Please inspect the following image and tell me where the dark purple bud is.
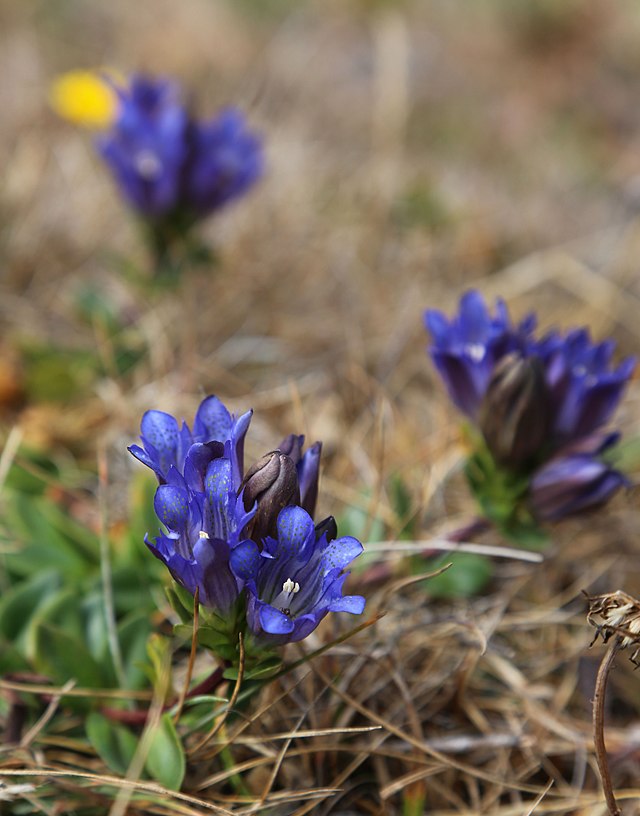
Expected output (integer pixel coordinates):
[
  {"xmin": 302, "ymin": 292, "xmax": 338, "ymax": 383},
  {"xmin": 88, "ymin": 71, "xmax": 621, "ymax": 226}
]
[
  {"xmin": 315, "ymin": 515, "xmax": 338, "ymax": 543},
  {"xmin": 240, "ymin": 452, "xmax": 300, "ymax": 542},
  {"xmin": 278, "ymin": 434, "xmax": 304, "ymax": 464},
  {"xmin": 479, "ymin": 353, "xmax": 551, "ymax": 468}
]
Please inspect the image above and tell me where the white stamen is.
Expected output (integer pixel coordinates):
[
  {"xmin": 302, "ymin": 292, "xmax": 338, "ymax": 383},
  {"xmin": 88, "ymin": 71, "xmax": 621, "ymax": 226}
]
[
  {"xmin": 282, "ymin": 578, "xmax": 300, "ymax": 595},
  {"xmin": 135, "ymin": 150, "xmax": 162, "ymax": 179},
  {"xmin": 199, "ymin": 530, "xmax": 210, "ymax": 539},
  {"xmin": 465, "ymin": 343, "xmax": 485, "ymax": 362}
]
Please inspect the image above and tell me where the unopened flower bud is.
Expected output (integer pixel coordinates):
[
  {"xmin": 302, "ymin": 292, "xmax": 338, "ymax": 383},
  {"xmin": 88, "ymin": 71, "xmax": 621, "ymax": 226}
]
[
  {"xmin": 479, "ymin": 353, "xmax": 550, "ymax": 468},
  {"xmin": 240, "ymin": 452, "xmax": 300, "ymax": 541},
  {"xmin": 315, "ymin": 515, "xmax": 338, "ymax": 543},
  {"xmin": 530, "ymin": 433, "xmax": 626, "ymax": 521}
]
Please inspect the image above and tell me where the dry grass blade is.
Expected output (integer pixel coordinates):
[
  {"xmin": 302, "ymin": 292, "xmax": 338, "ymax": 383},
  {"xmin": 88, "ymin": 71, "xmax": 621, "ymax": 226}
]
[
  {"xmin": 19, "ymin": 679, "xmax": 76, "ymax": 749},
  {"xmin": 365, "ymin": 540, "xmax": 545, "ymax": 563},
  {"xmin": 0, "ymin": 769, "xmax": 234, "ymax": 814},
  {"xmin": 174, "ymin": 588, "xmax": 200, "ymax": 724}
]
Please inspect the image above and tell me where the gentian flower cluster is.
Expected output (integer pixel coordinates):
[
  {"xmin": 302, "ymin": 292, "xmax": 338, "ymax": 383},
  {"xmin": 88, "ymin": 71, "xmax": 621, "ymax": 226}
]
[
  {"xmin": 425, "ymin": 291, "xmax": 635, "ymax": 531},
  {"xmin": 98, "ymin": 76, "xmax": 263, "ymax": 224},
  {"xmin": 129, "ymin": 396, "xmax": 365, "ymax": 651}
]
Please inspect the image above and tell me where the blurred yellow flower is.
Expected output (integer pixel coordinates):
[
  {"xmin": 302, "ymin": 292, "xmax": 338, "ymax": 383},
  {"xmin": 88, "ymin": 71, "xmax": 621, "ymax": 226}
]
[{"xmin": 50, "ymin": 70, "xmax": 119, "ymax": 129}]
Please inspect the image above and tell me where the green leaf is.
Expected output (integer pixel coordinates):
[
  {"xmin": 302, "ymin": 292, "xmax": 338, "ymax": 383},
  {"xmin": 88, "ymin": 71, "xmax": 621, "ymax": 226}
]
[
  {"xmin": 31, "ymin": 622, "xmax": 107, "ymax": 690},
  {"xmin": 145, "ymin": 713, "xmax": 185, "ymax": 791},
  {"xmin": 0, "ymin": 571, "xmax": 61, "ymax": 642},
  {"xmin": 338, "ymin": 488, "xmax": 385, "ymax": 543},
  {"xmin": 166, "ymin": 586, "xmax": 194, "ymax": 624},
  {"xmin": 3, "ymin": 491, "xmax": 98, "ymax": 579},
  {"xmin": 118, "ymin": 612, "xmax": 153, "ymax": 689},
  {"xmin": 604, "ymin": 434, "xmax": 640, "ymax": 473},
  {"xmin": 0, "ymin": 636, "xmax": 30, "ymax": 674},
  {"xmin": 421, "ymin": 553, "xmax": 493, "ymax": 598},
  {"xmin": 224, "ymin": 656, "xmax": 282, "ymax": 681},
  {"xmin": 86, "ymin": 712, "xmax": 138, "ymax": 775},
  {"xmin": 22, "ymin": 344, "xmax": 99, "ymax": 402},
  {"xmin": 388, "ymin": 473, "xmax": 416, "ymax": 540}
]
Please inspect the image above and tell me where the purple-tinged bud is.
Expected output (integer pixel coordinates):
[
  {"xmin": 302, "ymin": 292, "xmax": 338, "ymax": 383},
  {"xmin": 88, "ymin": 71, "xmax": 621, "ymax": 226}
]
[
  {"xmin": 278, "ymin": 434, "xmax": 304, "ymax": 463},
  {"xmin": 315, "ymin": 515, "xmax": 338, "ymax": 543},
  {"xmin": 530, "ymin": 434, "xmax": 627, "ymax": 521},
  {"xmin": 479, "ymin": 352, "xmax": 551, "ymax": 468},
  {"xmin": 240, "ymin": 452, "xmax": 300, "ymax": 542},
  {"xmin": 278, "ymin": 434, "xmax": 322, "ymax": 518}
]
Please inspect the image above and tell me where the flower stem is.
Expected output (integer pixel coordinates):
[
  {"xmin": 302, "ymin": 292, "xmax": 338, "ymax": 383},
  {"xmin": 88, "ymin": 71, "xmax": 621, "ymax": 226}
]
[{"xmin": 593, "ymin": 637, "xmax": 623, "ymax": 816}]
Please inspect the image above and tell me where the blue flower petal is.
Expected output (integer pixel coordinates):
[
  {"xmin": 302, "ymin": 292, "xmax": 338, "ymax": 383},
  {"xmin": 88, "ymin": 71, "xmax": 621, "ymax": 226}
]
[
  {"xmin": 154, "ymin": 485, "xmax": 189, "ymax": 532},
  {"xmin": 193, "ymin": 395, "xmax": 232, "ymax": 442},
  {"xmin": 275, "ymin": 506, "xmax": 315, "ymax": 561},
  {"xmin": 321, "ymin": 536, "xmax": 364, "ymax": 572},
  {"xmin": 298, "ymin": 442, "xmax": 321, "ymax": 517},
  {"xmin": 459, "ymin": 290, "xmax": 491, "ymax": 344},
  {"xmin": 328, "ymin": 594, "xmax": 366, "ymax": 614},
  {"xmin": 140, "ymin": 410, "xmax": 180, "ymax": 471},
  {"xmin": 424, "ymin": 309, "xmax": 450, "ymax": 347},
  {"xmin": 229, "ymin": 540, "xmax": 261, "ymax": 582},
  {"xmin": 259, "ymin": 604, "xmax": 295, "ymax": 635}
]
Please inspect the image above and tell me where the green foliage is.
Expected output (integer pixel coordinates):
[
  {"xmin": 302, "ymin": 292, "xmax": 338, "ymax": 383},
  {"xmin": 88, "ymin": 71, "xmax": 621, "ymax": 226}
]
[
  {"xmin": 393, "ymin": 183, "xmax": 452, "ymax": 233},
  {"xmin": 338, "ymin": 489, "xmax": 385, "ymax": 543},
  {"xmin": 419, "ymin": 553, "xmax": 492, "ymax": 599},
  {"xmin": 21, "ymin": 343, "xmax": 99, "ymax": 403},
  {"xmin": 85, "ymin": 712, "xmax": 138, "ymax": 774},
  {"xmin": 388, "ymin": 472, "xmax": 418, "ymax": 540},
  {"xmin": 31, "ymin": 622, "xmax": 107, "ymax": 691},
  {"xmin": 465, "ymin": 439, "xmax": 548, "ymax": 547},
  {"xmin": 604, "ymin": 433, "xmax": 640, "ymax": 474},
  {"xmin": 145, "ymin": 713, "xmax": 186, "ymax": 791}
]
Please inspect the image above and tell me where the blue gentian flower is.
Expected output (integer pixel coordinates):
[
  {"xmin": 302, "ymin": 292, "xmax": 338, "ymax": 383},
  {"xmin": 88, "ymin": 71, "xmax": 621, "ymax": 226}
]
[
  {"xmin": 424, "ymin": 290, "xmax": 536, "ymax": 417},
  {"xmin": 425, "ymin": 290, "xmax": 635, "ymax": 527},
  {"xmin": 530, "ymin": 433, "xmax": 627, "ymax": 521},
  {"xmin": 98, "ymin": 75, "xmax": 262, "ymax": 222},
  {"xmin": 230, "ymin": 506, "xmax": 365, "ymax": 644},
  {"xmin": 147, "ymin": 451, "xmax": 255, "ymax": 611},
  {"xmin": 98, "ymin": 77, "xmax": 189, "ymax": 217},
  {"xmin": 128, "ymin": 395, "xmax": 252, "ymax": 486},
  {"xmin": 425, "ymin": 290, "xmax": 635, "ymax": 439},
  {"xmin": 186, "ymin": 108, "xmax": 263, "ymax": 216},
  {"xmin": 534, "ymin": 329, "xmax": 636, "ymax": 446},
  {"xmin": 131, "ymin": 396, "xmax": 366, "ymax": 638}
]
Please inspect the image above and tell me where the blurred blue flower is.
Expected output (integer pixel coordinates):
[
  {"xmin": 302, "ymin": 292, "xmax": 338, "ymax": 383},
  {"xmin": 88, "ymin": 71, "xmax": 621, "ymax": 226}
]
[
  {"xmin": 530, "ymin": 433, "xmax": 627, "ymax": 521},
  {"xmin": 424, "ymin": 290, "xmax": 536, "ymax": 417},
  {"xmin": 98, "ymin": 75, "xmax": 262, "ymax": 222},
  {"xmin": 425, "ymin": 290, "xmax": 635, "ymax": 529},
  {"xmin": 230, "ymin": 506, "xmax": 365, "ymax": 644},
  {"xmin": 534, "ymin": 329, "xmax": 635, "ymax": 446},
  {"xmin": 187, "ymin": 109, "xmax": 263, "ymax": 217}
]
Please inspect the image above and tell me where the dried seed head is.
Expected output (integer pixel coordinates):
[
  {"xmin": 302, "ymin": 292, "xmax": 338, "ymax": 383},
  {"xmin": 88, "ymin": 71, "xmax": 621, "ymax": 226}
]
[{"xmin": 585, "ymin": 590, "xmax": 640, "ymax": 665}]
